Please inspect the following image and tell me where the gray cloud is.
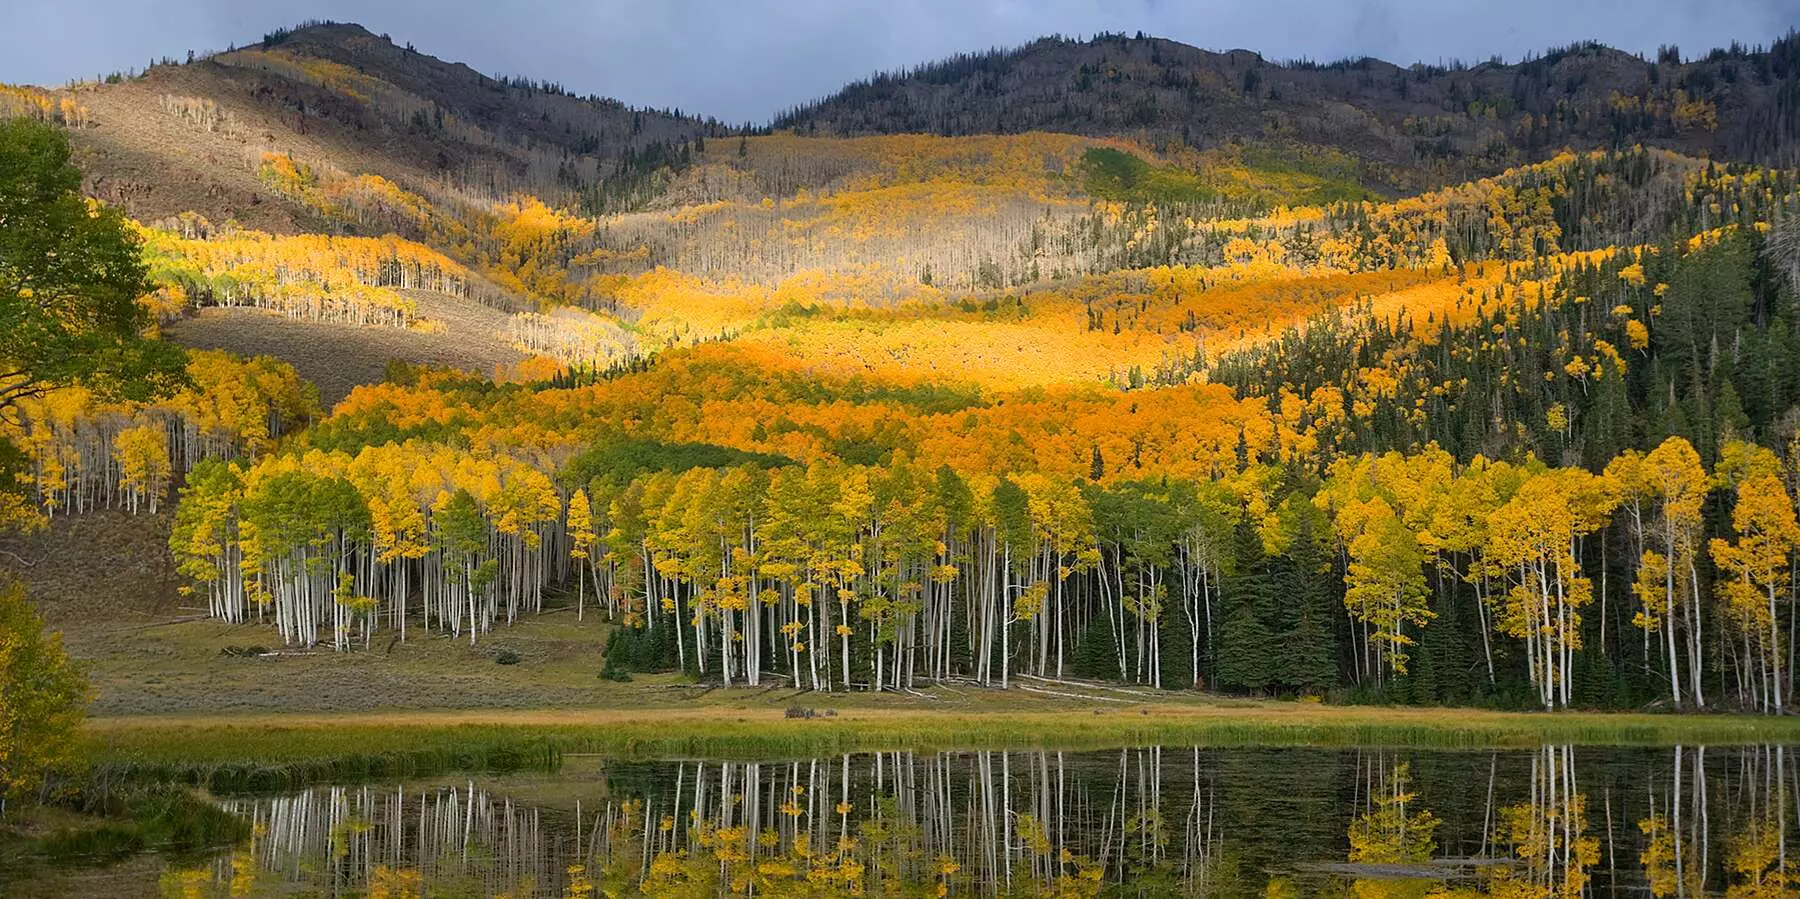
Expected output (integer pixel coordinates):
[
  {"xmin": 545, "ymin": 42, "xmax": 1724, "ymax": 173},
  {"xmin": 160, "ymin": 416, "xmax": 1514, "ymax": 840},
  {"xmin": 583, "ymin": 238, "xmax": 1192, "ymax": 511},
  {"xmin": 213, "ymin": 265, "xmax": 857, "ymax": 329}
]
[{"xmin": 8, "ymin": 0, "xmax": 1800, "ymax": 123}]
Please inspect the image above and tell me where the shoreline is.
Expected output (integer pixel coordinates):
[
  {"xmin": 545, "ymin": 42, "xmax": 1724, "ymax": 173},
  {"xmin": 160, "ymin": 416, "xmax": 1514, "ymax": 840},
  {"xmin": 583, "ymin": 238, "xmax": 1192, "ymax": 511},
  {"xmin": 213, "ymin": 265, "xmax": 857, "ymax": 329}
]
[{"xmin": 82, "ymin": 700, "xmax": 1800, "ymax": 768}]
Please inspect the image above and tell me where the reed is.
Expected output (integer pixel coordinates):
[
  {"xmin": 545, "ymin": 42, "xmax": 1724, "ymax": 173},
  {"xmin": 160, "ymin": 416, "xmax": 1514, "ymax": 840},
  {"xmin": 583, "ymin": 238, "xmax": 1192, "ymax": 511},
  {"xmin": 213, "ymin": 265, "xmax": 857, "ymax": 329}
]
[
  {"xmin": 79, "ymin": 704, "xmax": 1800, "ymax": 793},
  {"xmin": 0, "ymin": 786, "xmax": 249, "ymax": 874}
]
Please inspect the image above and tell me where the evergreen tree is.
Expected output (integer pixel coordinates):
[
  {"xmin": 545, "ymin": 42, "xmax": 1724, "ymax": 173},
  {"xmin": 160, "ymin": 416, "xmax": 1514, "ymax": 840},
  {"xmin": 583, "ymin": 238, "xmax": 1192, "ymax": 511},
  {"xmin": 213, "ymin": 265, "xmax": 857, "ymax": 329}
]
[
  {"xmin": 1276, "ymin": 519, "xmax": 1339, "ymax": 694},
  {"xmin": 1218, "ymin": 519, "xmax": 1275, "ymax": 693}
]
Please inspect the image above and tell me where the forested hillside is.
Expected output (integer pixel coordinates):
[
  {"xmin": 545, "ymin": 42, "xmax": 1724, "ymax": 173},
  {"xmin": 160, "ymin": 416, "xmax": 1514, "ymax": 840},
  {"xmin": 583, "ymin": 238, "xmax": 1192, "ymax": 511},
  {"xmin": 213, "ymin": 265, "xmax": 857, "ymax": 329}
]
[
  {"xmin": 5, "ymin": 23, "xmax": 1800, "ymax": 715},
  {"xmin": 779, "ymin": 32, "xmax": 1800, "ymax": 184}
]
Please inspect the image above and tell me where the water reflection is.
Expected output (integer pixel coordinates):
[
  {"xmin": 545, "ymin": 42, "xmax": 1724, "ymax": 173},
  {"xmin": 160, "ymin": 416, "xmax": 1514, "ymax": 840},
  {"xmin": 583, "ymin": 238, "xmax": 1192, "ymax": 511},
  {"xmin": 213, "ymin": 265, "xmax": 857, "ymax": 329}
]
[{"xmin": 147, "ymin": 746, "xmax": 1800, "ymax": 897}]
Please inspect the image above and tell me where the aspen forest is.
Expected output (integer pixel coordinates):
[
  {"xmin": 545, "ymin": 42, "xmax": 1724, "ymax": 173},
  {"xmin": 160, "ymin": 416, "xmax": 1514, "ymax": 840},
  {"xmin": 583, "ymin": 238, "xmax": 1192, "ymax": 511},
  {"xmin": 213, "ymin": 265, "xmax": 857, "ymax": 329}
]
[
  {"xmin": 6, "ymin": 23, "xmax": 1800, "ymax": 721},
  {"xmin": 21, "ymin": 14, "xmax": 1800, "ymax": 897},
  {"xmin": 10, "ymin": 146, "xmax": 1800, "ymax": 713}
]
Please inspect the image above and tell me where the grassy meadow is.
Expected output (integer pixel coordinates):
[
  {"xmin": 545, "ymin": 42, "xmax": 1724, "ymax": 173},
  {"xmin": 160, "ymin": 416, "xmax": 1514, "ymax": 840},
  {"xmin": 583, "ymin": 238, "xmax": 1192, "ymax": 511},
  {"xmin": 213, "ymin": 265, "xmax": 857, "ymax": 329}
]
[{"xmin": 82, "ymin": 701, "xmax": 1800, "ymax": 795}]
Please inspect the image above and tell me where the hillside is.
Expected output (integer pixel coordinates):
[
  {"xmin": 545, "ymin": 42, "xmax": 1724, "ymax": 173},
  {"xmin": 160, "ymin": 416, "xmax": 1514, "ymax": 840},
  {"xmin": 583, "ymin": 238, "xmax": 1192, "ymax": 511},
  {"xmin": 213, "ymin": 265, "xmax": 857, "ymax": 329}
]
[
  {"xmin": 63, "ymin": 22, "xmax": 712, "ymax": 230},
  {"xmin": 10, "ymin": 23, "xmax": 1792, "ymax": 388},
  {"xmin": 0, "ymin": 23, "xmax": 719, "ymax": 394},
  {"xmin": 3, "ymin": 20, "xmax": 1800, "ymax": 726},
  {"xmin": 2, "ymin": 21, "xmax": 1792, "ymax": 433},
  {"xmin": 778, "ymin": 32, "xmax": 1800, "ymax": 190}
]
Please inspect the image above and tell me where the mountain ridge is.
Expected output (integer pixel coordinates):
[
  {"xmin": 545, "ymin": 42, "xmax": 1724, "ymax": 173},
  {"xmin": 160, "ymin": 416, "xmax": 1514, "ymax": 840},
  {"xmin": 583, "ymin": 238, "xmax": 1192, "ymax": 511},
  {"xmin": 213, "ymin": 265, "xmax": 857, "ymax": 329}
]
[
  {"xmin": 31, "ymin": 20, "xmax": 1800, "ymax": 232},
  {"xmin": 8, "ymin": 20, "xmax": 1800, "ymax": 400},
  {"xmin": 775, "ymin": 30, "xmax": 1800, "ymax": 184}
]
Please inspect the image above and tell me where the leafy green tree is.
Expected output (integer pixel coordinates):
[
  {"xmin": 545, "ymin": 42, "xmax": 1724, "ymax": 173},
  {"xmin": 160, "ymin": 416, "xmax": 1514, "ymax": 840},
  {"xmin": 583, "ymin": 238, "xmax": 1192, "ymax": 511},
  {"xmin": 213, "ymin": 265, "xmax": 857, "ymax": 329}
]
[
  {"xmin": 0, "ymin": 118, "xmax": 185, "ymax": 417},
  {"xmin": 0, "ymin": 120, "xmax": 187, "ymax": 811},
  {"xmin": 0, "ymin": 581, "xmax": 87, "ymax": 812},
  {"xmin": 1, "ymin": 117, "xmax": 185, "ymax": 528}
]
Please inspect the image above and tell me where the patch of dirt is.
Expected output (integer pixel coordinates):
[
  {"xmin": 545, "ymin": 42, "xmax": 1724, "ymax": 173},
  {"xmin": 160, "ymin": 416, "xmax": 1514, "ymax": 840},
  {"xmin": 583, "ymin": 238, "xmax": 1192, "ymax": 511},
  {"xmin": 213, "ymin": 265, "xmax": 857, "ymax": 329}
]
[
  {"xmin": 72, "ymin": 613, "xmax": 630, "ymax": 717},
  {"xmin": 0, "ymin": 511, "xmax": 181, "ymax": 623}
]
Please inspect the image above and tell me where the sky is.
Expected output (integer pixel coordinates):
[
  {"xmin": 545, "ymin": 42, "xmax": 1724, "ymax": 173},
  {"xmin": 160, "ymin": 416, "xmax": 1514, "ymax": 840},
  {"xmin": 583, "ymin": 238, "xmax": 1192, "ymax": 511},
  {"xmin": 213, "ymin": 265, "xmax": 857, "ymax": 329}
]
[{"xmin": 8, "ymin": 0, "xmax": 1800, "ymax": 124}]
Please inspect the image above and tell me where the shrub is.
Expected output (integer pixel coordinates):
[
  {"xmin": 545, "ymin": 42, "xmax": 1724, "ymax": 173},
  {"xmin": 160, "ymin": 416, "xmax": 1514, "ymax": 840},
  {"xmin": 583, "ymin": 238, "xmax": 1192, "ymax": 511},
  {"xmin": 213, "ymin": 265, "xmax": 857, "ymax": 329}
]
[{"xmin": 0, "ymin": 582, "xmax": 88, "ymax": 808}]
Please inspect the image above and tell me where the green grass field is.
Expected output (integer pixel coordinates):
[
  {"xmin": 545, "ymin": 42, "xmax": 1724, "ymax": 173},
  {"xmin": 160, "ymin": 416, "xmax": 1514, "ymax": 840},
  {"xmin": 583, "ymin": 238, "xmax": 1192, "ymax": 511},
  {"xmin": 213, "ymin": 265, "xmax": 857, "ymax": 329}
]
[{"xmin": 83, "ymin": 700, "xmax": 1800, "ymax": 794}]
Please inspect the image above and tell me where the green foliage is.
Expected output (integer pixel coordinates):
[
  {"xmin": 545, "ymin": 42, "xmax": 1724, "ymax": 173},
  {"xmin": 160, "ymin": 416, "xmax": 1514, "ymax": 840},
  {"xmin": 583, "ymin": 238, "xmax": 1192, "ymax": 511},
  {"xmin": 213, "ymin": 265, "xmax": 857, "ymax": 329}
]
[
  {"xmin": 32, "ymin": 786, "xmax": 249, "ymax": 864},
  {"xmin": 562, "ymin": 432, "xmax": 794, "ymax": 489},
  {"xmin": 578, "ymin": 139, "xmax": 697, "ymax": 215},
  {"xmin": 1080, "ymin": 148, "xmax": 1217, "ymax": 205},
  {"xmin": 0, "ymin": 118, "xmax": 186, "ymax": 418},
  {"xmin": 1069, "ymin": 614, "xmax": 1123, "ymax": 680},
  {"xmin": 602, "ymin": 623, "xmax": 681, "ymax": 674},
  {"xmin": 0, "ymin": 581, "xmax": 88, "ymax": 806},
  {"xmin": 1238, "ymin": 143, "xmax": 1370, "ymax": 205},
  {"xmin": 1276, "ymin": 520, "xmax": 1339, "ymax": 694},
  {"xmin": 435, "ymin": 489, "xmax": 488, "ymax": 572},
  {"xmin": 1217, "ymin": 519, "xmax": 1275, "ymax": 693},
  {"xmin": 97, "ymin": 739, "xmax": 564, "ymax": 796},
  {"xmin": 1215, "ymin": 228, "xmax": 1800, "ymax": 466}
]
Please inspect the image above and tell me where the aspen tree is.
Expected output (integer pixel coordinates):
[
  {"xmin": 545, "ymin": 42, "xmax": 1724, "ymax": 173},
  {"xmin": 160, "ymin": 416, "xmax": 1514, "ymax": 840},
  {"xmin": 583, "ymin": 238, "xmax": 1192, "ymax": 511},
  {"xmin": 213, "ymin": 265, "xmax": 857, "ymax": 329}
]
[
  {"xmin": 1485, "ymin": 468, "xmax": 1617, "ymax": 709},
  {"xmin": 1622, "ymin": 438, "xmax": 1711, "ymax": 708},
  {"xmin": 567, "ymin": 488, "xmax": 596, "ymax": 621},
  {"xmin": 1710, "ymin": 451, "xmax": 1800, "ymax": 713}
]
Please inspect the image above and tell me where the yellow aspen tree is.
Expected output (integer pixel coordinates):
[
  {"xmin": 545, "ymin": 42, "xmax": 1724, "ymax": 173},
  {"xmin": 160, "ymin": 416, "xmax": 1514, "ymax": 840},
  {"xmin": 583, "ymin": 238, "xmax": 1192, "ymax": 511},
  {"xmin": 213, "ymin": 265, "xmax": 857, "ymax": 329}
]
[
  {"xmin": 1318, "ymin": 453, "xmax": 1436, "ymax": 683},
  {"xmin": 567, "ymin": 488, "xmax": 596, "ymax": 621},
  {"xmin": 1343, "ymin": 500, "xmax": 1432, "ymax": 680},
  {"xmin": 1486, "ymin": 468, "xmax": 1616, "ymax": 709},
  {"xmin": 1709, "ymin": 472, "xmax": 1800, "ymax": 713},
  {"xmin": 1612, "ymin": 438, "xmax": 1710, "ymax": 708},
  {"xmin": 113, "ymin": 422, "xmax": 172, "ymax": 514}
]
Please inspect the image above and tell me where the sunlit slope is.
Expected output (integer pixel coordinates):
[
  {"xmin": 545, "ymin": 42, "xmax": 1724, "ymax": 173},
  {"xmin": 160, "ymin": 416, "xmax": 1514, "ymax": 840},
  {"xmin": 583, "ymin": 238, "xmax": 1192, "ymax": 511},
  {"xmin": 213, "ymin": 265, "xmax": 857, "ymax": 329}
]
[
  {"xmin": 188, "ymin": 142, "xmax": 1794, "ymax": 392},
  {"xmin": 586, "ymin": 148, "xmax": 1770, "ymax": 389},
  {"xmin": 9, "ymin": 22, "xmax": 1796, "ymax": 398}
]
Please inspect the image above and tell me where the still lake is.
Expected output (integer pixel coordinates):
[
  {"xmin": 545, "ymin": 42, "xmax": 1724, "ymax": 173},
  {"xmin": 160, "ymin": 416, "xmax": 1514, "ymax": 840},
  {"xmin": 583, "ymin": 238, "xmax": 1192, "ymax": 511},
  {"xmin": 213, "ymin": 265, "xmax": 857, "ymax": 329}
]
[{"xmin": 31, "ymin": 743, "xmax": 1800, "ymax": 896}]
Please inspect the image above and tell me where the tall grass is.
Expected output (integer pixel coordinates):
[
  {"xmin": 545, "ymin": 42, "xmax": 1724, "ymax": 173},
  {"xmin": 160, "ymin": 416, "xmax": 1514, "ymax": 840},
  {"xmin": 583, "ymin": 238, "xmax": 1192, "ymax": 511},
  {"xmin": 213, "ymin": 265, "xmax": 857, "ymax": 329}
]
[
  {"xmin": 81, "ymin": 706, "xmax": 1800, "ymax": 793},
  {"xmin": 90, "ymin": 736, "xmax": 564, "ymax": 794},
  {"xmin": 0, "ymin": 785, "xmax": 249, "ymax": 876}
]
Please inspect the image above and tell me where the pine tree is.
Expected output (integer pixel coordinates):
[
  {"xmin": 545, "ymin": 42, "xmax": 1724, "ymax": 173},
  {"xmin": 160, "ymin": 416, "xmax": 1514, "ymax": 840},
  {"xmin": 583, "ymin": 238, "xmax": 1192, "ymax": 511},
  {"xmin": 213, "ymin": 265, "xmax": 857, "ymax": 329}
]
[
  {"xmin": 1218, "ymin": 518, "xmax": 1275, "ymax": 693},
  {"xmin": 1278, "ymin": 519, "xmax": 1339, "ymax": 695}
]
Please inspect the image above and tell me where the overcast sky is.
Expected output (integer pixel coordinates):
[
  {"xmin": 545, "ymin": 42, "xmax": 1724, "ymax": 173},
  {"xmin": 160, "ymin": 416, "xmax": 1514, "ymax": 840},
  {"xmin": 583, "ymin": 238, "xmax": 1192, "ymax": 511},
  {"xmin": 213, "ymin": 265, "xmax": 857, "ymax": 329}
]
[{"xmin": 8, "ymin": 0, "xmax": 1799, "ymax": 123}]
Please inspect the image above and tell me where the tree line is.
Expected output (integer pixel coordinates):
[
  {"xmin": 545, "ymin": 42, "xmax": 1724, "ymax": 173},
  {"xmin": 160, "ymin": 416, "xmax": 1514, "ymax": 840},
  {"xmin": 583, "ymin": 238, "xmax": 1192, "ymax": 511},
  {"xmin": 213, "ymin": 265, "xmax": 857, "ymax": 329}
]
[{"xmin": 157, "ymin": 429, "xmax": 1799, "ymax": 712}]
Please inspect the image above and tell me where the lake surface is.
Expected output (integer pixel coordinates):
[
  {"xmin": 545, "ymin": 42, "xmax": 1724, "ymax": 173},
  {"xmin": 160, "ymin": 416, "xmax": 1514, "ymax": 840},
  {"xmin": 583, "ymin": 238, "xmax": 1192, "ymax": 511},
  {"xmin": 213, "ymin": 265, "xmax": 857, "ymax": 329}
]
[{"xmin": 36, "ymin": 744, "xmax": 1800, "ymax": 896}]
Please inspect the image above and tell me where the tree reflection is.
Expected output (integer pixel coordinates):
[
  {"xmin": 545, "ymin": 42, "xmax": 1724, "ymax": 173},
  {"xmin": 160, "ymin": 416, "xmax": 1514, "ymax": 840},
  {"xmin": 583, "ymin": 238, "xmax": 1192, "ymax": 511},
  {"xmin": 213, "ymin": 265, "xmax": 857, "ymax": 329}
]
[
  {"xmin": 144, "ymin": 745, "xmax": 1800, "ymax": 898},
  {"xmin": 1480, "ymin": 745, "xmax": 1598, "ymax": 898},
  {"xmin": 1346, "ymin": 760, "xmax": 1442, "ymax": 899}
]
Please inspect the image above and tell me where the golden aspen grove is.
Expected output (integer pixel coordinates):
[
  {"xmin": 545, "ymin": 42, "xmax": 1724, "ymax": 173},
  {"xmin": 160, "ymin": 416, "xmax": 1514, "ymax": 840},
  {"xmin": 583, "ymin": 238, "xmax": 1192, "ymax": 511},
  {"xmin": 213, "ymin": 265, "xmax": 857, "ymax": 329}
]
[
  {"xmin": 5, "ymin": 22, "xmax": 1800, "ymax": 710},
  {"xmin": 10, "ymin": 17, "xmax": 1800, "ymax": 897}
]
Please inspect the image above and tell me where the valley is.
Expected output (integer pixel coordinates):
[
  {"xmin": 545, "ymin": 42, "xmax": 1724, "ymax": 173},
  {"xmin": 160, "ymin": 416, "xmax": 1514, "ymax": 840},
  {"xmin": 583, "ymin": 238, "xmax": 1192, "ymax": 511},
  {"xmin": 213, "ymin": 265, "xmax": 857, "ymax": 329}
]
[
  {"xmin": 5, "ymin": 18, "xmax": 1800, "ymax": 720},
  {"xmin": 5, "ymin": 16, "xmax": 1800, "ymax": 895}
]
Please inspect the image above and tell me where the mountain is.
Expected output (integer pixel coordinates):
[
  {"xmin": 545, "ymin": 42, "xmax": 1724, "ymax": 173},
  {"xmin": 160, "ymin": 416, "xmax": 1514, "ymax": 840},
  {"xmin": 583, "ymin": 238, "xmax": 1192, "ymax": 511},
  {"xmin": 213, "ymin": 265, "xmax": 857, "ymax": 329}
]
[
  {"xmin": 61, "ymin": 21, "xmax": 715, "ymax": 234},
  {"xmin": 48, "ymin": 24, "xmax": 1800, "ymax": 234},
  {"xmin": 778, "ymin": 32, "xmax": 1800, "ymax": 190},
  {"xmin": 5, "ymin": 23, "xmax": 730, "ymax": 396},
  {"xmin": 9, "ymin": 22, "xmax": 1800, "ymax": 398},
  {"xmin": 11, "ymin": 21, "xmax": 1800, "ymax": 732}
]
